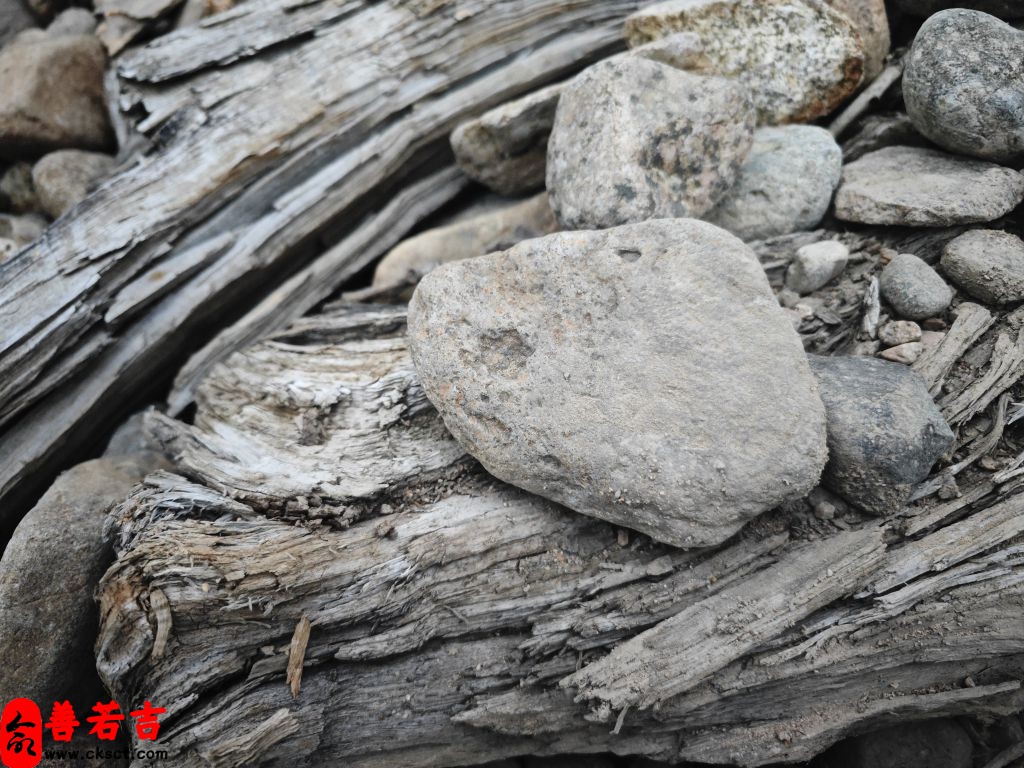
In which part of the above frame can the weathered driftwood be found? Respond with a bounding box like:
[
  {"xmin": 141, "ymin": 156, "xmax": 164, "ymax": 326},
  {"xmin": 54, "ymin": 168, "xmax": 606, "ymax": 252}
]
[
  {"xmin": 96, "ymin": 305, "xmax": 1024, "ymax": 768},
  {"xmin": 0, "ymin": 0, "xmax": 645, "ymax": 520}
]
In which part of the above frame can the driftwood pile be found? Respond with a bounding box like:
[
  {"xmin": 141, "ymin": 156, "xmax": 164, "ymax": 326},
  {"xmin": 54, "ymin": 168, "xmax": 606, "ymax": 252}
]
[{"xmin": 2, "ymin": 1, "xmax": 1024, "ymax": 768}]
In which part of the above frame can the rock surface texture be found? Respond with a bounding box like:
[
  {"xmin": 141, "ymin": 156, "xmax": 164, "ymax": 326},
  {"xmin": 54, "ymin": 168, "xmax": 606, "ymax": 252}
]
[
  {"xmin": 408, "ymin": 218, "xmax": 828, "ymax": 548},
  {"xmin": 904, "ymin": 10, "xmax": 1024, "ymax": 164},
  {"xmin": 785, "ymin": 240, "xmax": 849, "ymax": 294},
  {"xmin": 546, "ymin": 56, "xmax": 754, "ymax": 230},
  {"xmin": 624, "ymin": 0, "xmax": 865, "ymax": 124},
  {"xmin": 0, "ymin": 31, "xmax": 112, "ymax": 158},
  {"xmin": 891, "ymin": 0, "xmax": 1024, "ymax": 18},
  {"xmin": 706, "ymin": 125, "xmax": 842, "ymax": 241},
  {"xmin": 451, "ymin": 82, "xmax": 564, "ymax": 196},
  {"xmin": 941, "ymin": 229, "xmax": 1024, "ymax": 305},
  {"xmin": 834, "ymin": 146, "xmax": 1024, "ymax": 226},
  {"xmin": 879, "ymin": 253, "xmax": 953, "ymax": 320},
  {"xmin": 373, "ymin": 192, "xmax": 558, "ymax": 288},
  {"xmin": 32, "ymin": 149, "xmax": 116, "ymax": 218},
  {"xmin": 809, "ymin": 355, "xmax": 953, "ymax": 514}
]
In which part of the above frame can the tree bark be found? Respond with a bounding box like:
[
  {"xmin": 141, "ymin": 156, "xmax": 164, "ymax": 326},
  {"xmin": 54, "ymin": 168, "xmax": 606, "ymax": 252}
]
[{"xmin": 96, "ymin": 305, "xmax": 1024, "ymax": 768}]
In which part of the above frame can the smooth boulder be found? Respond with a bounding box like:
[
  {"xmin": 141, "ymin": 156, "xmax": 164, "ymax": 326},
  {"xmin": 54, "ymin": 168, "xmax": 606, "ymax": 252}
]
[
  {"xmin": 32, "ymin": 149, "xmax": 117, "ymax": 218},
  {"xmin": 408, "ymin": 218, "xmax": 828, "ymax": 549},
  {"xmin": 372, "ymin": 192, "xmax": 558, "ymax": 289},
  {"xmin": 904, "ymin": 10, "xmax": 1024, "ymax": 164},
  {"xmin": 809, "ymin": 355, "xmax": 953, "ymax": 514},
  {"xmin": 451, "ymin": 82, "xmax": 564, "ymax": 196},
  {"xmin": 705, "ymin": 125, "xmax": 842, "ymax": 241},
  {"xmin": 624, "ymin": 0, "xmax": 865, "ymax": 124},
  {"xmin": 834, "ymin": 146, "xmax": 1024, "ymax": 226},
  {"xmin": 879, "ymin": 253, "xmax": 953, "ymax": 320},
  {"xmin": 0, "ymin": 453, "xmax": 168, "ymax": 715},
  {"xmin": 546, "ymin": 56, "xmax": 754, "ymax": 230},
  {"xmin": 0, "ymin": 32, "xmax": 113, "ymax": 158},
  {"xmin": 941, "ymin": 229, "xmax": 1024, "ymax": 305}
]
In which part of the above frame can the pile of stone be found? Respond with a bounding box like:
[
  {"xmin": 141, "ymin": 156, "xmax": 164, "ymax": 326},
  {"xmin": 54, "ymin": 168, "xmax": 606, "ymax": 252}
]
[
  {"xmin": 378, "ymin": 0, "xmax": 1024, "ymax": 556},
  {"xmin": 0, "ymin": 3, "xmax": 118, "ymax": 256}
]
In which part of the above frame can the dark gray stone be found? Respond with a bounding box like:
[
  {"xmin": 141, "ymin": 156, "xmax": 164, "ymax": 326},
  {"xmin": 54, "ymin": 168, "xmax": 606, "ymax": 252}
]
[
  {"xmin": 0, "ymin": 0, "xmax": 37, "ymax": 48},
  {"xmin": 827, "ymin": 718, "xmax": 973, "ymax": 768},
  {"xmin": 809, "ymin": 355, "xmax": 953, "ymax": 514},
  {"xmin": 0, "ymin": 453, "xmax": 168, "ymax": 714},
  {"xmin": 546, "ymin": 56, "xmax": 754, "ymax": 230},
  {"xmin": 941, "ymin": 229, "xmax": 1024, "ymax": 305},
  {"xmin": 904, "ymin": 9, "xmax": 1024, "ymax": 164},
  {"xmin": 879, "ymin": 252, "xmax": 953, "ymax": 320},
  {"xmin": 409, "ymin": 218, "xmax": 828, "ymax": 549}
]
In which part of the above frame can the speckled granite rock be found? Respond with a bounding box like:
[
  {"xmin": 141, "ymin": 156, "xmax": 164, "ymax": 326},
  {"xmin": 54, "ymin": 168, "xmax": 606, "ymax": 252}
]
[{"xmin": 546, "ymin": 56, "xmax": 754, "ymax": 229}]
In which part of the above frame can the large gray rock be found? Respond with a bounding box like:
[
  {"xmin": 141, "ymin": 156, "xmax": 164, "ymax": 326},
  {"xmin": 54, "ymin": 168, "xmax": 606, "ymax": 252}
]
[
  {"xmin": 624, "ymin": 0, "xmax": 865, "ymax": 124},
  {"xmin": 0, "ymin": 32, "xmax": 113, "ymax": 158},
  {"xmin": 451, "ymin": 82, "xmax": 563, "ymax": 196},
  {"xmin": 409, "ymin": 218, "xmax": 828, "ymax": 549},
  {"xmin": 941, "ymin": 229, "xmax": 1024, "ymax": 305},
  {"xmin": 0, "ymin": 453, "xmax": 168, "ymax": 715},
  {"xmin": 705, "ymin": 125, "xmax": 842, "ymax": 241},
  {"xmin": 891, "ymin": 0, "xmax": 1024, "ymax": 18},
  {"xmin": 826, "ymin": 0, "xmax": 890, "ymax": 83},
  {"xmin": 834, "ymin": 146, "xmax": 1024, "ymax": 226},
  {"xmin": 32, "ymin": 149, "xmax": 117, "ymax": 218},
  {"xmin": 879, "ymin": 253, "xmax": 953, "ymax": 320},
  {"xmin": 904, "ymin": 10, "xmax": 1024, "ymax": 164},
  {"xmin": 546, "ymin": 56, "xmax": 754, "ymax": 230},
  {"xmin": 372, "ymin": 192, "xmax": 558, "ymax": 289},
  {"xmin": 809, "ymin": 355, "xmax": 953, "ymax": 514}
]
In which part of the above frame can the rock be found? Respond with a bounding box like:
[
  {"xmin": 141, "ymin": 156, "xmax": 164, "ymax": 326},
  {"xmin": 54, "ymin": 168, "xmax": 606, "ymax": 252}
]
[
  {"xmin": 877, "ymin": 320, "xmax": 922, "ymax": 347},
  {"xmin": 904, "ymin": 10, "xmax": 1024, "ymax": 164},
  {"xmin": 834, "ymin": 146, "xmax": 1024, "ymax": 227},
  {"xmin": 546, "ymin": 56, "xmax": 754, "ymax": 230},
  {"xmin": 32, "ymin": 148, "xmax": 116, "ymax": 218},
  {"xmin": 921, "ymin": 329, "xmax": 945, "ymax": 350},
  {"xmin": 891, "ymin": 0, "xmax": 1024, "ymax": 18},
  {"xmin": 878, "ymin": 341, "xmax": 923, "ymax": 364},
  {"xmin": 828, "ymin": 718, "xmax": 973, "ymax": 768},
  {"xmin": 785, "ymin": 240, "xmax": 849, "ymax": 294},
  {"xmin": 0, "ymin": 212, "xmax": 46, "ymax": 245},
  {"xmin": 408, "ymin": 218, "xmax": 828, "ymax": 548},
  {"xmin": 940, "ymin": 229, "xmax": 1024, "ymax": 305},
  {"xmin": 879, "ymin": 253, "xmax": 953, "ymax": 320},
  {"xmin": 451, "ymin": 82, "xmax": 563, "ymax": 196},
  {"xmin": 705, "ymin": 125, "xmax": 842, "ymax": 241},
  {"xmin": 47, "ymin": 7, "xmax": 97, "ymax": 36},
  {"xmin": 0, "ymin": 162, "xmax": 38, "ymax": 213},
  {"xmin": 0, "ymin": 32, "xmax": 113, "ymax": 158},
  {"xmin": 630, "ymin": 30, "xmax": 710, "ymax": 70},
  {"xmin": 0, "ymin": 453, "xmax": 168, "ymax": 718},
  {"xmin": 372, "ymin": 192, "xmax": 558, "ymax": 289},
  {"xmin": 624, "ymin": 0, "xmax": 865, "ymax": 124},
  {"xmin": 0, "ymin": 0, "xmax": 36, "ymax": 48},
  {"xmin": 826, "ymin": 0, "xmax": 890, "ymax": 82},
  {"xmin": 809, "ymin": 355, "xmax": 953, "ymax": 514}
]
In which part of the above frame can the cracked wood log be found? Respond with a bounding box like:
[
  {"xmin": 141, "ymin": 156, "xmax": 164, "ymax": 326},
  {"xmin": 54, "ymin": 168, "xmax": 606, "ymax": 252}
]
[
  {"xmin": 96, "ymin": 305, "xmax": 1024, "ymax": 768},
  {"xmin": 0, "ymin": 0, "xmax": 643, "ymax": 522}
]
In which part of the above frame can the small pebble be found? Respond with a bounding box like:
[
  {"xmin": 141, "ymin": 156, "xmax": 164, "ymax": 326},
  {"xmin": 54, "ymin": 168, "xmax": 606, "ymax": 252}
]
[
  {"xmin": 879, "ymin": 253, "xmax": 953, "ymax": 320},
  {"xmin": 877, "ymin": 320, "xmax": 922, "ymax": 348},
  {"xmin": 920, "ymin": 330, "xmax": 945, "ymax": 350},
  {"xmin": 878, "ymin": 341, "xmax": 924, "ymax": 364},
  {"xmin": 785, "ymin": 240, "xmax": 849, "ymax": 295}
]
